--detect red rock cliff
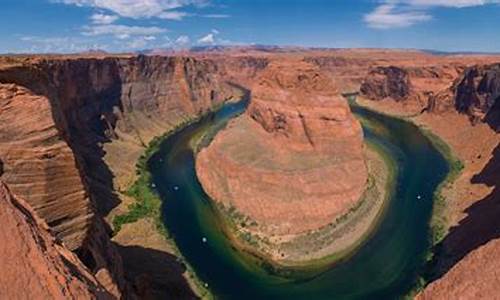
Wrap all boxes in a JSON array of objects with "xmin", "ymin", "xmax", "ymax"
[
  {"xmin": 0, "ymin": 54, "xmax": 267, "ymax": 297},
  {"xmin": 453, "ymin": 63, "xmax": 500, "ymax": 130},
  {"xmin": 0, "ymin": 180, "xmax": 112, "ymax": 299}
]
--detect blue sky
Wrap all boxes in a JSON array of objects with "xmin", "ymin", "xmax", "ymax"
[{"xmin": 1, "ymin": 0, "xmax": 500, "ymax": 53}]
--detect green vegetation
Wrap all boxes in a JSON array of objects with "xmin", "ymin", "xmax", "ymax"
[
  {"xmin": 404, "ymin": 128, "xmax": 464, "ymax": 298},
  {"xmin": 112, "ymin": 103, "xmax": 232, "ymax": 235},
  {"xmin": 112, "ymin": 127, "xmax": 179, "ymax": 234},
  {"xmin": 208, "ymin": 140, "xmax": 396, "ymax": 280},
  {"xmin": 216, "ymin": 202, "xmax": 263, "ymax": 248},
  {"xmin": 112, "ymin": 170, "xmax": 165, "ymax": 234},
  {"xmin": 349, "ymin": 97, "xmax": 464, "ymax": 297},
  {"xmin": 111, "ymin": 99, "xmax": 243, "ymax": 300},
  {"xmin": 421, "ymin": 128, "xmax": 464, "ymax": 246}
]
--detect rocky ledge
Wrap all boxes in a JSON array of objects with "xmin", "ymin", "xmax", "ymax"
[{"xmin": 0, "ymin": 180, "xmax": 111, "ymax": 299}]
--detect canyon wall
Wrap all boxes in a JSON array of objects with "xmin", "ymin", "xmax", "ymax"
[
  {"xmin": 0, "ymin": 55, "xmax": 267, "ymax": 297},
  {"xmin": 454, "ymin": 64, "xmax": 500, "ymax": 130},
  {"xmin": 357, "ymin": 58, "xmax": 500, "ymax": 299},
  {"xmin": 1, "ymin": 49, "xmax": 499, "ymax": 297},
  {"xmin": 360, "ymin": 66, "xmax": 414, "ymax": 101},
  {"xmin": 0, "ymin": 180, "xmax": 111, "ymax": 299},
  {"xmin": 360, "ymin": 64, "xmax": 463, "ymax": 113},
  {"xmin": 360, "ymin": 61, "xmax": 500, "ymax": 130}
]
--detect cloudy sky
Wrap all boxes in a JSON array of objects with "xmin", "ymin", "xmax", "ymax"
[{"xmin": 2, "ymin": 0, "xmax": 500, "ymax": 53}]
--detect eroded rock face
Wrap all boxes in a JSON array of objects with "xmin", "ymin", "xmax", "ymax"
[
  {"xmin": 0, "ymin": 83, "xmax": 92, "ymax": 251},
  {"xmin": 360, "ymin": 66, "xmax": 412, "ymax": 101},
  {"xmin": 454, "ymin": 64, "xmax": 500, "ymax": 130},
  {"xmin": 417, "ymin": 239, "xmax": 500, "ymax": 300},
  {"xmin": 0, "ymin": 82, "xmax": 125, "ymax": 297},
  {"xmin": 196, "ymin": 60, "xmax": 367, "ymax": 238},
  {"xmin": 0, "ymin": 55, "xmax": 265, "ymax": 296},
  {"xmin": 360, "ymin": 64, "xmax": 464, "ymax": 114},
  {"xmin": 0, "ymin": 181, "xmax": 111, "ymax": 299}
]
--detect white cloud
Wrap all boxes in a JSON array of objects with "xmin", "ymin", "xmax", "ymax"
[
  {"xmin": 365, "ymin": 0, "xmax": 500, "ymax": 29},
  {"xmin": 197, "ymin": 33, "xmax": 215, "ymax": 44},
  {"xmin": 52, "ymin": 0, "xmax": 208, "ymax": 19},
  {"xmin": 405, "ymin": 0, "xmax": 499, "ymax": 7},
  {"xmin": 364, "ymin": 4, "xmax": 431, "ymax": 29},
  {"xmin": 202, "ymin": 14, "xmax": 230, "ymax": 18},
  {"xmin": 158, "ymin": 11, "xmax": 190, "ymax": 20},
  {"xmin": 175, "ymin": 35, "xmax": 190, "ymax": 45},
  {"xmin": 82, "ymin": 24, "xmax": 166, "ymax": 39},
  {"xmin": 90, "ymin": 13, "xmax": 118, "ymax": 24},
  {"xmin": 211, "ymin": 28, "xmax": 219, "ymax": 34},
  {"xmin": 19, "ymin": 35, "xmax": 109, "ymax": 53},
  {"xmin": 127, "ymin": 37, "xmax": 149, "ymax": 49}
]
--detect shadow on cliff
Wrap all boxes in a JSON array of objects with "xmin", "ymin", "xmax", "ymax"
[
  {"xmin": 485, "ymin": 97, "xmax": 500, "ymax": 132},
  {"xmin": 116, "ymin": 244, "xmax": 199, "ymax": 300},
  {"xmin": 0, "ymin": 61, "xmax": 124, "ymax": 216},
  {"xmin": 426, "ymin": 142, "xmax": 500, "ymax": 282}
]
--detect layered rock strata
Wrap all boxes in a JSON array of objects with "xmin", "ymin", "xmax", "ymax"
[
  {"xmin": 1, "ymin": 49, "xmax": 500, "ymax": 297},
  {"xmin": 196, "ymin": 60, "xmax": 367, "ymax": 260},
  {"xmin": 360, "ymin": 62, "xmax": 500, "ymax": 130},
  {"xmin": 357, "ymin": 59, "xmax": 500, "ymax": 299},
  {"xmin": 0, "ymin": 55, "xmax": 267, "ymax": 297},
  {"xmin": 360, "ymin": 65, "xmax": 463, "ymax": 114},
  {"xmin": 453, "ymin": 63, "xmax": 500, "ymax": 130},
  {"xmin": 0, "ymin": 180, "xmax": 111, "ymax": 299}
]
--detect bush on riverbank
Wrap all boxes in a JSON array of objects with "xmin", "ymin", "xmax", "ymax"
[{"xmin": 407, "ymin": 128, "xmax": 464, "ymax": 298}]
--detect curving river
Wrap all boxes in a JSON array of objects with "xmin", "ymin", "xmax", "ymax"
[{"xmin": 147, "ymin": 98, "xmax": 449, "ymax": 299}]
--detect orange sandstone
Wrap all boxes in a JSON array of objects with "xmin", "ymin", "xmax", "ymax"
[{"xmin": 196, "ymin": 60, "xmax": 367, "ymax": 241}]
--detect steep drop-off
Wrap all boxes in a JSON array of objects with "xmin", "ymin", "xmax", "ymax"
[
  {"xmin": 360, "ymin": 64, "xmax": 463, "ymax": 114},
  {"xmin": 0, "ymin": 54, "xmax": 267, "ymax": 297},
  {"xmin": 454, "ymin": 63, "xmax": 500, "ymax": 130},
  {"xmin": 0, "ymin": 180, "xmax": 111, "ymax": 299}
]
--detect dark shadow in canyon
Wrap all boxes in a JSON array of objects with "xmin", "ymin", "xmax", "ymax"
[
  {"xmin": 116, "ymin": 244, "xmax": 199, "ymax": 300},
  {"xmin": 0, "ymin": 60, "xmax": 124, "ymax": 216},
  {"xmin": 426, "ymin": 142, "xmax": 500, "ymax": 283},
  {"xmin": 484, "ymin": 98, "xmax": 500, "ymax": 132}
]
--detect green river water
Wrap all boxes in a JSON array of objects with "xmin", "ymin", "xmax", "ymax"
[{"xmin": 147, "ymin": 98, "xmax": 449, "ymax": 299}]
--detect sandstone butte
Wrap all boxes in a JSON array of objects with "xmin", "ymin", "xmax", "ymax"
[
  {"xmin": 196, "ymin": 60, "xmax": 369, "ymax": 261},
  {"xmin": 0, "ymin": 48, "xmax": 499, "ymax": 298}
]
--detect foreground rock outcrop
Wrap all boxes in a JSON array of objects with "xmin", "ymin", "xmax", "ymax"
[
  {"xmin": 0, "ymin": 82, "xmax": 125, "ymax": 296},
  {"xmin": 196, "ymin": 60, "xmax": 367, "ymax": 261},
  {"xmin": 0, "ymin": 181, "xmax": 111, "ymax": 299}
]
